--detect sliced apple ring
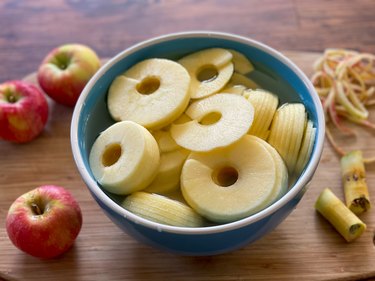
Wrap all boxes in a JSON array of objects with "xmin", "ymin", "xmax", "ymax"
[
  {"xmin": 144, "ymin": 148, "xmax": 190, "ymax": 194},
  {"xmin": 89, "ymin": 121, "xmax": 160, "ymax": 195},
  {"xmin": 170, "ymin": 93, "xmax": 254, "ymax": 152},
  {"xmin": 220, "ymin": 84, "xmax": 246, "ymax": 95},
  {"xmin": 173, "ymin": 113, "xmax": 192, "ymax": 125},
  {"xmin": 252, "ymin": 136, "xmax": 288, "ymax": 203},
  {"xmin": 227, "ymin": 49, "xmax": 254, "ymax": 74},
  {"xmin": 122, "ymin": 192, "xmax": 204, "ymax": 227},
  {"xmin": 294, "ymin": 120, "xmax": 316, "ymax": 176},
  {"xmin": 181, "ymin": 135, "xmax": 277, "ymax": 223},
  {"xmin": 107, "ymin": 58, "xmax": 190, "ymax": 129},
  {"xmin": 268, "ymin": 103, "xmax": 307, "ymax": 175},
  {"xmin": 245, "ymin": 89, "xmax": 279, "ymax": 140},
  {"xmin": 151, "ymin": 129, "xmax": 180, "ymax": 153},
  {"xmin": 229, "ymin": 72, "xmax": 259, "ymax": 90},
  {"xmin": 178, "ymin": 48, "xmax": 234, "ymax": 99}
]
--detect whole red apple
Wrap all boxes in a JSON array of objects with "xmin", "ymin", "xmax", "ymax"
[
  {"xmin": 0, "ymin": 80, "xmax": 48, "ymax": 143},
  {"xmin": 37, "ymin": 43, "xmax": 101, "ymax": 107},
  {"xmin": 6, "ymin": 185, "xmax": 82, "ymax": 259}
]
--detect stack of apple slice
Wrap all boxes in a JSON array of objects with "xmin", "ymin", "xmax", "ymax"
[
  {"xmin": 145, "ymin": 129, "xmax": 190, "ymax": 194},
  {"xmin": 89, "ymin": 47, "xmax": 316, "ymax": 227}
]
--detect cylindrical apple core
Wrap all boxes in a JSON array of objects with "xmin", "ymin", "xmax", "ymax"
[
  {"xmin": 102, "ymin": 143, "xmax": 122, "ymax": 167},
  {"xmin": 137, "ymin": 76, "xmax": 160, "ymax": 95},
  {"xmin": 212, "ymin": 166, "xmax": 239, "ymax": 187},
  {"xmin": 197, "ymin": 65, "xmax": 218, "ymax": 82}
]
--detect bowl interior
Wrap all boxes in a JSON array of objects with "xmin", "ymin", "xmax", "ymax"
[{"xmin": 74, "ymin": 32, "xmax": 323, "ymax": 231}]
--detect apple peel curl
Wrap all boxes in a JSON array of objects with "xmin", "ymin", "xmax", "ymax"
[{"xmin": 311, "ymin": 49, "xmax": 375, "ymax": 163}]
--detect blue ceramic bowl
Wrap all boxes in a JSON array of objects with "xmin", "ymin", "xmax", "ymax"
[{"xmin": 71, "ymin": 31, "xmax": 325, "ymax": 256}]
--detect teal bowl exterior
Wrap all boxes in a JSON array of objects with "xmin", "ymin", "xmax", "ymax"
[{"xmin": 71, "ymin": 31, "xmax": 325, "ymax": 256}]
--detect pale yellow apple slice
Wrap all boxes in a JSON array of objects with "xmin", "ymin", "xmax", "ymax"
[
  {"xmin": 268, "ymin": 103, "xmax": 306, "ymax": 175},
  {"xmin": 151, "ymin": 129, "xmax": 180, "ymax": 153},
  {"xmin": 285, "ymin": 104, "xmax": 307, "ymax": 175},
  {"xmin": 107, "ymin": 58, "xmax": 190, "ymax": 129},
  {"xmin": 144, "ymin": 148, "xmax": 190, "ymax": 194},
  {"xmin": 181, "ymin": 135, "xmax": 277, "ymax": 223},
  {"xmin": 268, "ymin": 103, "xmax": 293, "ymax": 172},
  {"xmin": 229, "ymin": 72, "xmax": 258, "ymax": 90},
  {"xmin": 170, "ymin": 93, "xmax": 254, "ymax": 152},
  {"xmin": 89, "ymin": 121, "xmax": 160, "ymax": 195},
  {"xmin": 173, "ymin": 113, "xmax": 192, "ymax": 125},
  {"xmin": 122, "ymin": 192, "xmax": 204, "ymax": 227},
  {"xmin": 253, "ymin": 136, "xmax": 288, "ymax": 203},
  {"xmin": 294, "ymin": 120, "xmax": 316, "ymax": 176},
  {"xmin": 245, "ymin": 89, "xmax": 279, "ymax": 140},
  {"xmin": 220, "ymin": 84, "xmax": 246, "ymax": 95},
  {"xmin": 178, "ymin": 48, "xmax": 234, "ymax": 99},
  {"xmin": 227, "ymin": 49, "xmax": 255, "ymax": 74}
]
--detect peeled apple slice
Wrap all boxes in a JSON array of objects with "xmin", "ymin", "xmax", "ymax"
[
  {"xmin": 229, "ymin": 72, "xmax": 258, "ymax": 90},
  {"xmin": 181, "ymin": 135, "xmax": 277, "ymax": 223},
  {"xmin": 245, "ymin": 89, "xmax": 279, "ymax": 140},
  {"xmin": 122, "ymin": 192, "xmax": 204, "ymax": 227},
  {"xmin": 170, "ymin": 93, "xmax": 254, "ymax": 152},
  {"xmin": 227, "ymin": 49, "xmax": 254, "ymax": 74},
  {"xmin": 294, "ymin": 120, "xmax": 316, "ymax": 176},
  {"xmin": 221, "ymin": 84, "xmax": 246, "ymax": 95},
  {"xmin": 107, "ymin": 58, "xmax": 190, "ymax": 129},
  {"xmin": 285, "ymin": 104, "xmax": 307, "ymax": 174},
  {"xmin": 178, "ymin": 48, "xmax": 234, "ymax": 99},
  {"xmin": 144, "ymin": 149, "xmax": 190, "ymax": 194},
  {"xmin": 173, "ymin": 113, "xmax": 192, "ymax": 125},
  {"xmin": 89, "ymin": 121, "xmax": 160, "ymax": 195},
  {"xmin": 151, "ymin": 129, "xmax": 180, "ymax": 153},
  {"xmin": 268, "ymin": 103, "xmax": 307, "ymax": 174},
  {"xmin": 253, "ymin": 136, "xmax": 288, "ymax": 203}
]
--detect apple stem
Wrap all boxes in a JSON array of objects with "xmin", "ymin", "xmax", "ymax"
[{"xmin": 31, "ymin": 203, "xmax": 43, "ymax": 215}]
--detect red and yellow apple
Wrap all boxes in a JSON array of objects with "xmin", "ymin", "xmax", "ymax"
[
  {"xmin": 6, "ymin": 185, "xmax": 82, "ymax": 259},
  {"xmin": 0, "ymin": 80, "xmax": 48, "ymax": 143},
  {"xmin": 37, "ymin": 43, "xmax": 101, "ymax": 107}
]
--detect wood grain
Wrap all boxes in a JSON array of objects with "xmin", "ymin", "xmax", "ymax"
[
  {"xmin": 1, "ymin": 1, "xmax": 375, "ymax": 280},
  {"xmin": 0, "ymin": 0, "xmax": 374, "ymax": 82},
  {"xmin": 1, "ymin": 51, "xmax": 375, "ymax": 281}
]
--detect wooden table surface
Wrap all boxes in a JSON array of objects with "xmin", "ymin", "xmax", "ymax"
[{"xmin": 1, "ymin": 1, "xmax": 375, "ymax": 281}]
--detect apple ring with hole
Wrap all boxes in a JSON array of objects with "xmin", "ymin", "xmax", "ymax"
[
  {"xmin": 170, "ymin": 93, "xmax": 254, "ymax": 152},
  {"xmin": 107, "ymin": 58, "xmax": 191, "ymax": 130},
  {"xmin": 122, "ymin": 192, "xmax": 204, "ymax": 227},
  {"xmin": 144, "ymin": 148, "xmax": 190, "ymax": 194},
  {"xmin": 89, "ymin": 121, "xmax": 160, "ymax": 195},
  {"xmin": 178, "ymin": 48, "xmax": 234, "ymax": 99},
  {"xmin": 181, "ymin": 135, "xmax": 277, "ymax": 223}
]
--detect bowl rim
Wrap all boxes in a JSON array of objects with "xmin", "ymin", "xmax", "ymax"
[{"xmin": 71, "ymin": 30, "xmax": 325, "ymax": 235}]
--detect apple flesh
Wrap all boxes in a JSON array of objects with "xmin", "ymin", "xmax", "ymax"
[
  {"xmin": 6, "ymin": 185, "xmax": 82, "ymax": 259},
  {"xmin": 37, "ymin": 43, "xmax": 101, "ymax": 107},
  {"xmin": 0, "ymin": 80, "xmax": 48, "ymax": 143}
]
